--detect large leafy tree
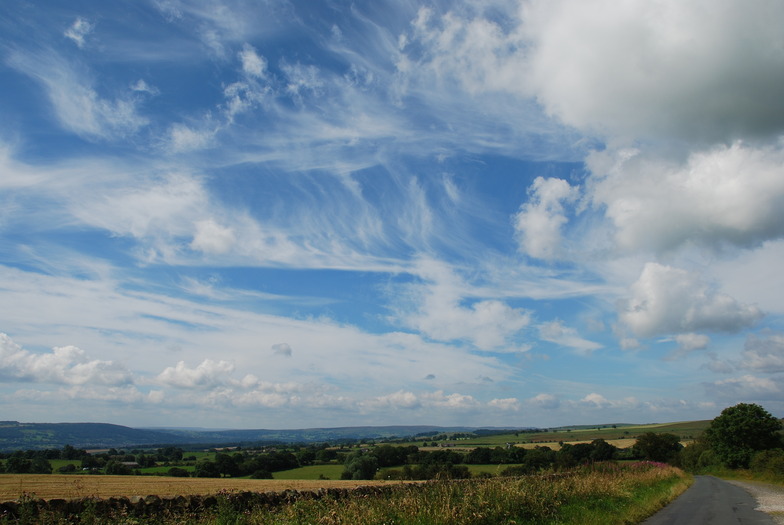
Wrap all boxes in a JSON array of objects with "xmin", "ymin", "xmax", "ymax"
[{"xmin": 705, "ymin": 403, "xmax": 783, "ymax": 468}]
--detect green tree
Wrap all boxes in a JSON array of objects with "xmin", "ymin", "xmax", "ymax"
[
  {"xmin": 633, "ymin": 432, "xmax": 683, "ymax": 463},
  {"xmin": 194, "ymin": 460, "xmax": 221, "ymax": 478},
  {"xmin": 341, "ymin": 452, "xmax": 378, "ymax": 480},
  {"xmin": 104, "ymin": 460, "xmax": 131, "ymax": 475},
  {"xmin": 30, "ymin": 457, "xmax": 52, "ymax": 474},
  {"xmin": 705, "ymin": 403, "xmax": 783, "ymax": 468}
]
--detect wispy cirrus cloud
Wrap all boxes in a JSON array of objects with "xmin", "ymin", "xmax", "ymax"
[
  {"xmin": 6, "ymin": 50, "xmax": 148, "ymax": 141},
  {"xmin": 64, "ymin": 17, "xmax": 94, "ymax": 48}
]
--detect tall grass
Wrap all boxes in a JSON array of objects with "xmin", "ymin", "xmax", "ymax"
[{"xmin": 211, "ymin": 462, "xmax": 690, "ymax": 525}]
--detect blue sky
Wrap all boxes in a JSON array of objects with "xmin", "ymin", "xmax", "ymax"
[{"xmin": 1, "ymin": 0, "xmax": 783, "ymax": 429}]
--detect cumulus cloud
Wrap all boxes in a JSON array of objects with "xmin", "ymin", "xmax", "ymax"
[
  {"xmin": 0, "ymin": 333, "xmax": 132, "ymax": 386},
  {"xmin": 156, "ymin": 359, "xmax": 235, "ymax": 389},
  {"xmin": 529, "ymin": 393, "xmax": 560, "ymax": 409},
  {"xmin": 620, "ymin": 262, "xmax": 763, "ymax": 337},
  {"xmin": 580, "ymin": 392, "xmax": 611, "ymax": 409},
  {"xmin": 587, "ymin": 142, "xmax": 784, "ymax": 254},
  {"xmin": 64, "ymin": 17, "xmax": 94, "ymax": 48},
  {"xmin": 523, "ymin": 0, "xmax": 784, "ymax": 142},
  {"xmin": 578, "ymin": 393, "xmax": 640, "ymax": 410},
  {"xmin": 364, "ymin": 390, "xmax": 422, "ymax": 410},
  {"xmin": 514, "ymin": 177, "xmax": 579, "ymax": 260},
  {"xmin": 421, "ymin": 390, "xmax": 479, "ymax": 409},
  {"xmin": 740, "ymin": 333, "xmax": 784, "ymax": 373},
  {"xmin": 488, "ymin": 397, "xmax": 520, "ymax": 411}
]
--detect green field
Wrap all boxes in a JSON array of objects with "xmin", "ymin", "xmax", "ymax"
[
  {"xmin": 393, "ymin": 420, "xmax": 711, "ymax": 448},
  {"xmin": 272, "ymin": 464, "xmax": 345, "ymax": 480}
]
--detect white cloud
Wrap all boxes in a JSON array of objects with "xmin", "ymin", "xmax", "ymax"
[
  {"xmin": 587, "ymin": 142, "xmax": 784, "ymax": 254},
  {"xmin": 578, "ymin": 392, "xmax": 640, "ymax": 410},
  {"xmin": 73, "ymin": 172, "xmax": 207, "ymax": 245},
  {"xmin": 130, "ymin": 79, "xmax": 159, "ymax": 95},
  {"xmin": 620, "ymin": 262, "xmax": 763, "ymax": 337},
  {"xmin": 675, "ymin": 333, "xmax": 710, "ymax": 352},
  {"xmin": 399, "ymin": 260, "xmax": 531, "ymax": 350},
  {"xmin": 282, "ymin": 62, "xmax": 324, "ymax": 99},
  {"xmin": 488, "ymin": 397, "xmax": 520, "ymax": 411},
  {"xmin": 529, "ymin": 393, "xmax": 560, "ymax": 409},
  {"xmin": 580, "ymin": 392, "xmax": 611, "ymax": 409},
  {"xmin": 156, "ymin": 359, "xmax": 235, "ymax": 389},
  {"xmin": 741, "ymin": 333, "xmax": 784, "ymax": 373},
  {"xmin": 705, "ymin": 374, "xmax": 781, "ymax": 400},
  {"xmin": 6, "ymin": 50, "xmax": 148, "ymax": 140},
  {"xmin": 190, "ymin": 219, "xmax": 236, "ymax": 254},
  {"xmin": 405, "ymin": 6, "xmax": 528, "ymax": 97},
  {"xmin": 167, "ymin": 123, "xmax": 215, "ymax": 152},
  {"xmin": 514, "ymin": 177, "xmax": 578, "ymax": 260},
  {"xmin": 64, "ymin": 17, "xmax": 94, "ymax": 48},
  {"xmin": 523, "ymin": 0, "xmax": 784, "ymax": 142},
  {"xmin": 0, "ymin": 333, "xmax": 132, "ymax": 386},
  {"xmin": 421, "ymin": 390, "xmax": 479, "ymax": 409},
  {"xmin": 538, "ymin": 319, "xmax": 601, "ymax": 354},
  {"xmin": 239, "ymin": 43, "xmax": 266, "ymax": 78},
  {"xmin": 364, "ymin": 390, "xmax": 421, "ymax": 410}
]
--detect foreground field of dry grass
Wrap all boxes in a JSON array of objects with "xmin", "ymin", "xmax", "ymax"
[{"xmin": 0, "ymin": 474, "xmax": 402, "ymax": 502}]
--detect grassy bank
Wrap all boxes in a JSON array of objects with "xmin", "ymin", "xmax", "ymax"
[{"xmin": 213, "ymin": 462, "xmax": 691, "ymax": 525}]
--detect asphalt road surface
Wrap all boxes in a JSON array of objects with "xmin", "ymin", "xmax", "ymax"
[{"xmin": 641, "ymin": 475, "xmax": 775, "ymax": 524}]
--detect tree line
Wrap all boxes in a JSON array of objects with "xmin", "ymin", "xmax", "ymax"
[{"xmin": 2, "ymin": 403, "xmax": 781, "ymax": 481}]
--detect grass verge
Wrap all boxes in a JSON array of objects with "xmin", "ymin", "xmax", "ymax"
[{"xmin": 211, "ymin": 462, "xmax": 691, "ymax": 525}]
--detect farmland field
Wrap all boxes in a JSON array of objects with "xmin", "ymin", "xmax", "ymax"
[
  {"xmin": 0, "ymin": 474, "xmax": 406, "ymax": 501},
  {"xmin": 396, "ymin": 420, "xmax": 709, "ymax": 449},
  {"xmin": 271, "ymin": 464, "xmax": 345, "ymax": 480}
]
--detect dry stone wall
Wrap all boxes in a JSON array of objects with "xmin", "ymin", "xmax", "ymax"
[{"xmin": 0, "ymin": 484, "xmax": 395, "ymax": 521}]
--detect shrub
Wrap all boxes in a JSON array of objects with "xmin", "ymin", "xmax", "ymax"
[{"xmin": 750, "ymin": 449, "xmax": 784, "ymax": 477}]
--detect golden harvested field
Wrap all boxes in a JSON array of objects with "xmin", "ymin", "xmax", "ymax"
[{"xmin": 0, "ymin": 475, "xmax": 405, "ymax": 502}]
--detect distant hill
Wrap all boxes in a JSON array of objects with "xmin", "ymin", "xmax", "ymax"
[
  {"xmin": 0, "ymin": 422, "xmax": 183, "ymax": 451},
  {"xmin": 0, "ymin": 421, "xmax": 524, "ymax": 451}
]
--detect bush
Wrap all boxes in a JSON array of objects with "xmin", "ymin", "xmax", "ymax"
[
  {"xmin": 750, "ymin": 449, "xmax": 784, "ymax": 477},
  {"xmin": 167, "ymin": 467, "xmax": 190, "ymax": 477},
  {"xmin": 250, "ymin": 469, "xmax": 273, "ymax": 479}
]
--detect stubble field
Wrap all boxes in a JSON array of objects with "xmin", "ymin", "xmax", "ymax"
[{"xmin": 0, "ymin": 474, "xmax": 402, "ymax": 502}]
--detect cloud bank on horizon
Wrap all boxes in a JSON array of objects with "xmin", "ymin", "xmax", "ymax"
[{"xmin": 1, "ymin": 0, "xmax": 783, "ymax": 429}]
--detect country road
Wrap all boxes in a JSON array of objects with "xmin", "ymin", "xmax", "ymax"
[{"xmin": 642, "ymin": 475, "xmax": 784, "ymax": 525}]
